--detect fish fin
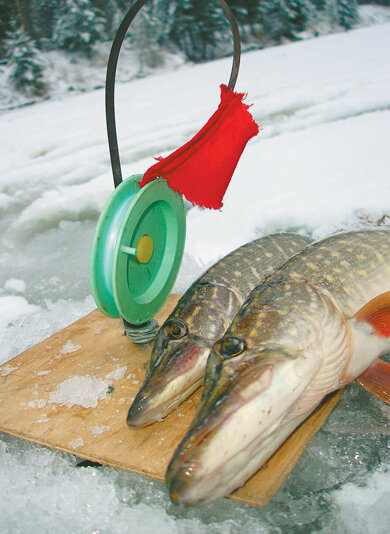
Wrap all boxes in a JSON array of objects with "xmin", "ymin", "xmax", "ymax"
[
  {"xmin": 355, "ymin": 292, "xmax": 390, "ymax": 337},
  {"xmin": 355, "ymin": 359, "xmax": 390, "ymax": 404}
]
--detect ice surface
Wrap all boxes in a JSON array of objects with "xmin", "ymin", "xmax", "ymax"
[
  {"xmin": 1, "ymin": 22, "xmax": 390, "ymax": 534},
  {"xmin": 0, "ymin": 295, "xmax": 40, "ymax": 331},
  {"xmin": 3, "ymin": 278, "xmax": 26, "ymax": 293},
  {"xmin": 331, "ymin": 467, "xmax": 390, "ymax": 534}
]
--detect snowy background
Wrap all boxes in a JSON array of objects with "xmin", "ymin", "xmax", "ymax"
[{"xmin": 1, "ymin": 6, "xmax": 390, "ymax": 534}]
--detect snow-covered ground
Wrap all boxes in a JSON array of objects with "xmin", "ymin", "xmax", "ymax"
[{"xmin": 1, "ymin": 22, "xmax": 390, "ymax": 533}]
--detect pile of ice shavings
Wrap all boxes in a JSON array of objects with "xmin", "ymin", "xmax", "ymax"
[
  {"xmin": 49, "ymin": 376, "xmax": 112, "ymax": 409},
  {"xmin": 1, "ymin": 21, "xmax": 390, "ymax": 534}
]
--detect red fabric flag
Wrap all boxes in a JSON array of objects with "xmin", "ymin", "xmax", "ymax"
[{"xmin": 138, "ymin": 84, "xmax": 259, "ymax": 209}]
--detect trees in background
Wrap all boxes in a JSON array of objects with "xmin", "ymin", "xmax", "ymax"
[
  {"xmin": 6, "ymin": 27, "xmax": 47, "ymax": 97},
  {"xmin": 168, "ymin": 0, "xmax": 226, "ymax": 60},
  {"xmin": 52, "ymin": 0, "xmax": 107, "ymax": 55},
  {"xmin": 0, "ymin": 0, "xmax": 373, "ymax": 98},
  {"xmin": 330, "ymin": 0, "xmax": 359, "ymax": 29}
]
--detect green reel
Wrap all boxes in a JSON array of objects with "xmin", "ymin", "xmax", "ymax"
[
  {"xmin": 89, "ymin": 0, "xmax": 240, "ymax": 333},
  {"xmin": 90, "ymin": 175, "xmax": 185, "ymax": 325}
]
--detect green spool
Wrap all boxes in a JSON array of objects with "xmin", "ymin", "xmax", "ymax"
[{"xmin": 90, "ymin": 175, "xmax": 186, "ymax": 324}]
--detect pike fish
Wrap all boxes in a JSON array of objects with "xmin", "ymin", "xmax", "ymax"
[
  {"xmin": 127, "ymin": 233, "xmax": 313, "ymax": 426},
  {"xmin": 166, "ymin": 229, "xmax": 390, "ymax": 506}
]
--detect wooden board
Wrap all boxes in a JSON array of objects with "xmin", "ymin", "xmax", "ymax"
[{"xmin": 0, "ymin": 294, "xmax": 344, "ymax": 507}]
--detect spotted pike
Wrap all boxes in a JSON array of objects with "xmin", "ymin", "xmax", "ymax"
[
  {"xmin": 127, "ymin": 233, "xmax": 312, "ymax": 426},
  {"xmin": 167, "ymin": 229, "xmax": 390, "ymax": 506}
]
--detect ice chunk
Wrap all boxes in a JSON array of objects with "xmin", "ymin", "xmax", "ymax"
[
  {"xmin": 4, "ymin": 279, "xmax": 26, "ymax": 293},
  {"xmin": 36, "ymin": 370, "xmax": 51, "ymax": 376},
  {"xmin": 57, "ymin": 340, "xmax": 81, "ymax": 356},
  {"xmin": 69, "ymin": 438, "xmax": 84, "ymax": 450},
  {"xmin": 0, "ymin": 296, "xmax": 40, "ymax": 330},
  {"xmin": 27, "ymin": 399, "xmax": 47, "ymax": 409},
  {"xmin": 0, "ymin": 364, "xmax": 18, "ymax": 377},
  {"xmin": 333, "ymin": 467, "xmax": 390, "ymax": 534},
  {"xmin": 105, "ymin": 366, "xmax": 127, "ymax": 381},
  {"xmin": 49, "ymin": 376, "xmax": 112, "ymax": 409},
  {"xmin": 32, "ymin": 415, "xmax": 51, "ymax": 424},
  {"xmin": 89, "ymin": 426, "xmax": 110, "ymax": 436}
]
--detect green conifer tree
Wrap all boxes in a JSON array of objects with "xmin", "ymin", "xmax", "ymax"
[
  {"xmin": 333, "ymin": 0, "xmax": 359, "ymax": 29},
  {"xmin": 52, "ymin": 0, "xmax": 107, "ymax": 56},
  {"xmin": 0, "ymin": 1, "xmax": 16, "ymax": 49},
  {"xmin": 258, "ymin": 0, "xmax": 313, "ymax": 43},
  {"xmin": 7, "ymin": 27, "xmax": 47, "ymax": 97},
  {"xmin": 169, "ymin": 0, "xmax": 226, "ymax": 61}
]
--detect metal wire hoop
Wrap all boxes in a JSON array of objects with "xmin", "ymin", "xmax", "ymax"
[{"xmin": 106, "ymin": 0, "xmax": 241, "ymax": 188}]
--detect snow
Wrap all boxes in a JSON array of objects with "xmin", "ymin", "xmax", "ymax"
[
  {"xmin": 105, "ymin": 365, "xmax": 127, "ymax": 381},
  {"xmin": 28, "ymin": 399, "xmax": 47, "ymax": 409},
  {"xmin": 0, "ymin": 365, "xmax": 18, "ymax": 377},
  {"xmin": 68, "ymin": 437, "xmax": 85, "ymax": 450},
  {"xmin": 333, "ymin": 467, "xmax": 390, "ymax": 534},
  {"xmin": 0, "ymin": 40, "xmax": 185, "ymax": 113},
  {"xmin": 57, "ymin": 340, "xmax": 82, "ymax": 356},
  {"xmin": 49, "ymin": 376, "xmax": 112, "ymax": 409},
  {"xmin": 0, "ymin": 295, "xmax": 40, "ymax": 331},
  {"xmin": 3, "ymin": 279, "xmax": 26, "ymax": 293},
  {"xmin": 1, "ymin": 21, "xmax": 390, "ymax": 533},
  {"xmin": 89, "ymin": 425, "xmax": 110, "ymax": 436}
]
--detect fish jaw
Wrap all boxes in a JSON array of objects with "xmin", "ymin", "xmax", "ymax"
[
  {"xmin": 127, "ymin": 339, "xmax": 210, "ymax": 427},
  {"xmin": 166, "ymin": 349, "xmax": 320, "ymax": 506},
  {"xmin": 127, "ymin": 282, "xmax": 242, "ymax": 427}
]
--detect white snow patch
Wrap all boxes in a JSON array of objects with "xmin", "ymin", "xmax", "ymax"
[
  {"xmin": 0, "ymin": 192, "xmax": 13, "ymax": 210},
  {"xmin": 49, "ymin": 376, "xmax": 112, "ymax": 409},
  {"xmin": 4, "ymin": 279, "xmax": 26, "ymax": 293},
  {"xmin": 55, "ymin": 340, "xmax": 81, "ymax": 359},
  {"xmin": 0, "ymin": 296, "xmax": 40, "ymax": 330},
  {"xmin": 68, "ymin": 438, "xmax": 84, "ymax": 450},
  {"xmin": 0, "ymin": 364, "xmax": 18, "ymax": 376},
  {"xmin": 333, "ymin": 468, "xmax": 390, "ymax": 534},
  {"xmin": 32, "ymin": 415, "xmax": 51, "ymax": 424},
  {"xmin": 28, "ymin": 399, "xmax": 47, "ymax": 409},
  {"xmin": 105, "ymin": 366, "xmax": 127, "ymax": 381},
  {"xmin": 89, "ymin": 425, "xmax": 110, "ymax": 436},
  {"xmin": 36, "ymin": 370, "xmax": 51, "ymax": 376}
]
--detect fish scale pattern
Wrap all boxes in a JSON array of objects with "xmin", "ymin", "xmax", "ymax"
[
  {"xmin": 201, "ymin": 233, "xmax": 312, "ymax": 299},
  {"xmin": 270, "ymin": 230, "xmax": 390, "ymax": 316}
]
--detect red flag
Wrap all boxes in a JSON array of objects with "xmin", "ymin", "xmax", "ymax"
[{"xmin": 138, "ymin": 84, "xmax": 259, "ymax": 209}]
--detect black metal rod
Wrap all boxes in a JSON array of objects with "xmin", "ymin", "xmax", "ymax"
[{"xmin": 106, "ymin": 0, "xmax": 241, "ymax": 189}]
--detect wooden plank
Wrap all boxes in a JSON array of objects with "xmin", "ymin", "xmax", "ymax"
[{"xmin": 0, "ymin": 294, "xmax": 344, "ymax": 506}]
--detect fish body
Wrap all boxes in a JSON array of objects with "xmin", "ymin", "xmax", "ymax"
[
  {"xmin": 167, "ymin": 230, "xmax": 390, "ymax": 506},
  {"xmin": 127, "ymin": 233, "xmax": 313, "ymax": 426}
]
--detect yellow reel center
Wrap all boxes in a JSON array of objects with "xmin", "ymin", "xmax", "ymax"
[{"xmin": 136, "ymin": 234, "xmax": 154, "ymax": 264}]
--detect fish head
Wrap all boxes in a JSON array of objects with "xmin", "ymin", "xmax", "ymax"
[
  {"xmin": 166, "ymin": 333, "xmax": 319, "ymax": 506},
  {"xmin": 127, "ymin": 281, "xmax": 241, "ymax": 427}
]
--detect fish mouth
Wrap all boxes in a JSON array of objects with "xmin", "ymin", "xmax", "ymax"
[
  {"xmin": 166, "ymin": 410, "xmax": 306, "ymax": 507},
  {"xmin": 166, "ymin": 351, "xmax": 318, "ymax": 506},
  {"xmin": 166, "ymin": 365, "xmax": 275, "ymax": 506},
  {"xmin": 127, "ymin": 377, "xmax": 203, "ymax": 427},
  {"xmin": 127, "ymin": 341, "xmax": 207, "ymax": 427}
]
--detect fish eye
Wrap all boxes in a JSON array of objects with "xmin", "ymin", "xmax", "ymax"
[
  {"xmin": 164, "ymin": 320, "xmax": 187, "ymax": 340},
  {"xmin": 218, "ymin": 337, "xmax": 246, "ymax": 358}
]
